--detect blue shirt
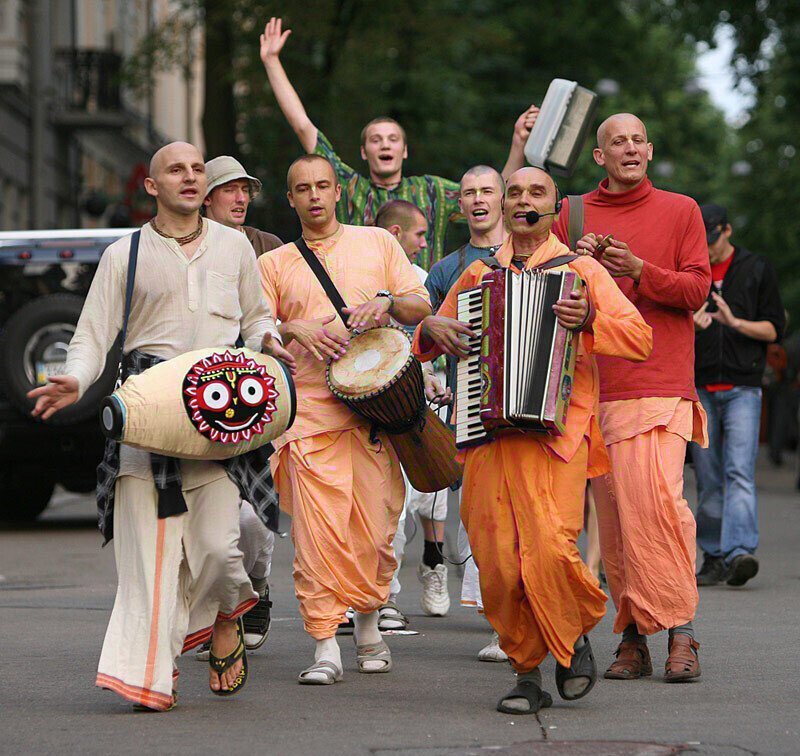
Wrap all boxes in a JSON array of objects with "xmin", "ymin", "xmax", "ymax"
[{"xmin": 425, "ymin": 242, "xmax": 501, "ymax": 424}]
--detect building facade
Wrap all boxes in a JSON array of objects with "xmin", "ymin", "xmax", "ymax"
[{"xmin": 0, "ymin": 0, "xmax": 204, "ymax": 231}]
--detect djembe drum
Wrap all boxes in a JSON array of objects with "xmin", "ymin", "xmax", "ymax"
[
  {"xmin": 100, "ymin": 347, "xmax": 296, "ymax": 460},
  {"xmin": 326, "ymin": 326, "xmax": 461, "ymax": 493}
]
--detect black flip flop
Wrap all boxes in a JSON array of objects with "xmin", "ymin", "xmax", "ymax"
[
  {"xmin": 555, "ymin": 634, "xmax": 597, "ymax": 701},
  {"xmin": 209, "ymin": 618, "xmax": 248, "ymax": 697},
  {"xmin": 496, "ymin": 680, "xmax": 554, "ymax": 715}
]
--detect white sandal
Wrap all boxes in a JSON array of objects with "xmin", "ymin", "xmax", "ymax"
[
  {"xmin": 378, "ymin": 601, "xmax": 409, "ymax": 631},
  {"xmin": 297, "ymin": 660, "xmax": 343, "ymax": 685},
  {"xmin": 355, "ymin": 640, "xmax": 392, "ymax": 673}
]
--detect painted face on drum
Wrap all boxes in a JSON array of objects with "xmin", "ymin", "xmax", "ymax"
[{"xmin": 183, "ymin": 351, "xmax": 280, "ymax": 443}]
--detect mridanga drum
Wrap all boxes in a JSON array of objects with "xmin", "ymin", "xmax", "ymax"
[
  {"xmin": 326, "ymin": 326, "xmax": 461, "ymax": 493},
  {"xmin": 100, "ymin": 347, "xmax": 296, "ymax": 460}
]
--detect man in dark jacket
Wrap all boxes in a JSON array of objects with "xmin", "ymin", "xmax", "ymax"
[{"xmin": 692, "ymin": 204, "xmax": 785, "ymax": 587}]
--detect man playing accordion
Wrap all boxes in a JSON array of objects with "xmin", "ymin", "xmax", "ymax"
[{"xmin": 413, "ymin": 166, "xmax": 653, "ymax": 714}]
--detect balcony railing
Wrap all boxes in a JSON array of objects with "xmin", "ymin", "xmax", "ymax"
[{"xmin": 53, "ymin": 48, "xmax": 125, "ymax": 128}]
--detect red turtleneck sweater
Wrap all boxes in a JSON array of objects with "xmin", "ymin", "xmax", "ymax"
[{"xmin": 553, "ymin": 178, "xmax": 710, "ymax": 402}]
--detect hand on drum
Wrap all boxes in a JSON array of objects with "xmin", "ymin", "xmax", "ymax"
[
  {"xmin": 420, "ymin": 315, "xmax": 476, "ymax": 359},
  {"xmin": 424, "ymin": 371, "xmax": 452, "ymax": 406},
  {"xmin": 553, "ymin": 290, "xmax": 590, "ymax": 331},
  {"xmin": 284, "ymin": 314, "xmax": 349, "ymax": 362},
  {"xmin": 27, "ymin": 374, "xmax": 79, "ymax": 420},
  {"xmin": 261, "ymin": 332, "xmax": 298, "ymax": 374},
  {"xmin": 342, "ymin": 297, "xmax": 392, "ymax": 331}
]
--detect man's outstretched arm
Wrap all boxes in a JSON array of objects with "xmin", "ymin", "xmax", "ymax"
[
  {"xmin": 501, "ymin": 104, "xmax": 539, "ymax": 179},
  {"xmin": 260, "ymin": 17, "xmax": 318, "ymax": 154}
]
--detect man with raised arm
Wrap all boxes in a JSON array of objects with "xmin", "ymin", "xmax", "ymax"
[
  {"xmin": 258, "ymin": 155, "xmax": 431, "ymax": 685},
  {"xmin": 259, "ymin": 16, "xmax": 538, "ymax": 267},
  {"xmin": 414, "ymin": 166, "xmax": 652, "ymax": 715},
  {"xmin": 553, "ymin": 113, "xmax": 711, "ymax": 684},
  {"xmin": 28, "ymin": 142, "xmax": 293, "ymax": 711}
]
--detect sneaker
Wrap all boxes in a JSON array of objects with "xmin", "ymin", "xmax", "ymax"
[
  {"xmin": 195, "ymin": 641, "xmax": 211, "ymax": 661},
  {"xmin": 418, "ymin": 563, "xmax": 450, "ymax": 616},
  {"xmin": 696, "ymin": 555, "xmax": 726, "ymax": 587},
  {"xmin": 243, "ymin": 585, "xmax": 272, "ymax": 650},
  {"xmin": 725, "ymin": 554, "xmax": 759, "ymax": 587},
  {"xmin": 478, "ymin": 631, "xmax": 508, "ymax": 662}
]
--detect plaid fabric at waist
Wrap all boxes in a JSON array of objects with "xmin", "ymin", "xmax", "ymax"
[{"xmin": 96, "ymin": 349, "xmax": 280, "ymax": 544}]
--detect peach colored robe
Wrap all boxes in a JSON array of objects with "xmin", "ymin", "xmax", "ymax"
[
  {"xmin": 413, "ymin": 233, "xmax": 653, "ymax": 670},
  {"xmin": 592, "ymin": 397, "xmax": 708, "ymax": 635},
  {"xmin": 258, "ymin": 224, "xmax": 430, "ymax": 638}
]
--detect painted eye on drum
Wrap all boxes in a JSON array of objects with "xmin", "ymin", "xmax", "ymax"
[
  {"xmin": 238, "ymin": 375, "xmax": 267, "ymax": 406},
  {"xmin": 198, "ymin": 380, "xmax": 232, "ymax": 411}
]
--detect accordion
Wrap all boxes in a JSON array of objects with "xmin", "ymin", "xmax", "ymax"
[
  {"xmin": 524, "ymin": 78, "xmax": 598, "ymax": 178},
  {"xmin": 455, "ymin": 267, "xmax": 581, "ymax": 449}
]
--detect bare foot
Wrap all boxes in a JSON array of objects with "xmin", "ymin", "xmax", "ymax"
[{"xmin": 208, "ymin": 619, "xmax": 243, "ymax": 692}]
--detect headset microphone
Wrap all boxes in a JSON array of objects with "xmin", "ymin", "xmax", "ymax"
[{"xmin": 524, "ymin": 210, "xmax": 558, "ymax": 225}]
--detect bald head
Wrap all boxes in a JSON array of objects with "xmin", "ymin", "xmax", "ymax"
[
  {"xmin": 374, "ymin": 199, "xmax": 425, "ymax": 231},
  {"xmin": 505, "ymin": 166, "xmax": 556, "ymax": 196},
  {"xmin": 287, "ymin": 154, "xmax": 337, "ymax": 192},
  {"xmin": 596, "ymin": 113, "xmax": 647, "ymax": 149},
  {"xmin": 149, "ymin": 141, "xmax": 203, "ymax": 178}
]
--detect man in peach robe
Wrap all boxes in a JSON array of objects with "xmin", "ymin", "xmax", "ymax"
[
  {"xmin": 413, "ymin": 167, "xmax": 653, "ymax": 714},
  {"xmin": 553, "ymin": 114, "xmax": 711, "ymax": 683},
  {"xmin": 258, "ymin": 155, "xmax": 431, "ymax": 684}
]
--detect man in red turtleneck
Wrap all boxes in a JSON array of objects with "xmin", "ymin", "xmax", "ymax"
[{"xmin": 553, "ymin": 113, "xmax": 711, "ymax": 684}]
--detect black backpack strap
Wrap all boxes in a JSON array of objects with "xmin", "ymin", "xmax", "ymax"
[
  {"xmin": 295, "ymin": 236, "xmax": 350, "ymax": 326},
  {"xmin": 116, "ymin": 230, "xmax": 141, "ymax": 385},
  {"xmin": 533, "ymin": 253, "xmax": 579, "ymax": 271},
  {"xmin": 566, "ymin": 195, "xmax": 584, "ymax": 251},
  {"xmin": 456, "ymin": 244, "xmax": 468, "ymax": 275}
]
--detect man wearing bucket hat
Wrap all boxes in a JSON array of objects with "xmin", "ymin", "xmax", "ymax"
[
  {"xmin": 192, "ymin": 156, "xmax": 284, "ymax": 660},
  {"xmin": 204, "ymin": 155, "xmax": 283, "ymax": 256},
  {"xmin": 691, "ymin": 203, "xmax": 785, "ymax": 588}
]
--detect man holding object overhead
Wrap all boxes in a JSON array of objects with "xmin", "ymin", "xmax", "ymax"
[
  {"xmin": 258, "ymin": 155, "xmax": 431, "ymax": 684},
  {"xmin": 553, "ymin": 113, "xmax": 711, "ymax": 683},
  {"xmin": 414, "ymin": 166, "xmax": 652, "ymax": 714}
]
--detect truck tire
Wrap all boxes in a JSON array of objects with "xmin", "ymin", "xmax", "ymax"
[
  {"xmin": 0, "ymin": 294, "xmax": 118, "ymax": 426},
  {"xmin": 59, "ymin": 471, "xmax": 97, "ymax": 494},
  {"xmin": 0, "ymin": 467, "xmax": 56, "ymax": 521}
]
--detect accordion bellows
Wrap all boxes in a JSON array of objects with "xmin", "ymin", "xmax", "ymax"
[{"xmin": 100, "ymin": 347, "xmax": 296, "ymax": 460}]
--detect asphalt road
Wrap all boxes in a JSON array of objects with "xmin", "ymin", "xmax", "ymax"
[{"xmin": 1, "ymin": 453, "xmax": 798, "ymax": 755}]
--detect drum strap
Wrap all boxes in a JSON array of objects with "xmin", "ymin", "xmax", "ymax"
[
  {"xmin": 295, "ymin": 236, "xmax": 350, "ymax": 326},
  {"xmin": 114, "ymin": 230, "xmax": 141, "ymax": 387}
]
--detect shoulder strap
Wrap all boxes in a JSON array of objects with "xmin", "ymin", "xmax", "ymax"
[
  {"xmin": 295, "ymin": 236, "xmax": 349, "ymax": 326},
  {"xmin": 456, "ymin": 244, "xmax": 468, "ymax": 276},
  {"xmin": 120, "ymin": 230, "xmax": 140, "ymax": 354},
  {"xmin": 566, "ymin": 195, "xmax": 584, "ymax": 251},
  {"xmin": 532, "ymin": 253, "xmax": 579, "ymax": 271},
  {"xmin": 480, "ymin": 256, "xmax": 504, "ymax": 270}
]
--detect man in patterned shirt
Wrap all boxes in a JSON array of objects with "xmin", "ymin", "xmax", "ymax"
[{"xmin": 259, "ymin": 16, "xmax": 539, "ymax": 268}]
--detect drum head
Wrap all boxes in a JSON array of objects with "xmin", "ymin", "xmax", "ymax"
[{"xmin": 328, "ymin": 327, "xmax": 412, "ymax": 398}]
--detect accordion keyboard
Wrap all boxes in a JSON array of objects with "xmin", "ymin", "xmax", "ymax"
[{"xmin": 456, "ymin": 287, "xmax": 487, "ymax": 448}]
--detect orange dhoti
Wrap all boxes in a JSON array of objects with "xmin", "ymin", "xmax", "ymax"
[
  {"xmin": 592, "ymin": 398, "xmax": 707, "ymax": 635},
  {"xmin": 461, "ymin": 435, "xmax": 607, "ymax": 671},
  {"xmin": 274, "ymin": 425, "xmax": 405, "ymax": 639}
]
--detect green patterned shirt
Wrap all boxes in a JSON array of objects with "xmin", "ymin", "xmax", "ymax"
[{"xmin": 314, "ymin": 130, "xmax": 463, "ymax": 268}]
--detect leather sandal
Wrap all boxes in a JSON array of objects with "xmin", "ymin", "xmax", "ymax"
[
  {"xmin": 604, "ymin": 640, "xmax": 653, "ymax": 680},
  {"xmin": 664, "ymin": 634, "xmax": 701, "ymax": 683}
]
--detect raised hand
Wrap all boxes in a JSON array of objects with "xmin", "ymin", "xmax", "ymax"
[
  {"xmin": 420, "ymin": 315, "xmax": 476, "ymax": 359},
  {"xmin": 261, "ymin": 332, "xmax": 297, "ymax": 374},
  {"xmin": 513, "ymin": 104, "xmax": 541, "ymax": 145},
  {"xmin": 260, "ymin": 17, "xmax": 292, "ymax": 65},
  {"xmin": 27, "ymin": 375, "xmax": 80, "ymax": 421},
  {"xmin": 283, "ymin": 314, "xmax": 349, "ymax": 362}
]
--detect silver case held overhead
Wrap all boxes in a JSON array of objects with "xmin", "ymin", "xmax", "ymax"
[{"xmin": 524, "ymin": 78, "xmax": 599, "ymax": 178}]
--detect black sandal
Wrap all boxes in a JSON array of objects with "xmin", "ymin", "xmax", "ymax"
[
  {"xmin": 209, "ymin": 617, "xmax": 248, "ymax": 697},
  {"xmin": 555, "ymin": 634, "xmax": 597, "ymax": 701},
  {"xmin": 496, "ymin": 680, "xmax": 553, "ymax": 715}
]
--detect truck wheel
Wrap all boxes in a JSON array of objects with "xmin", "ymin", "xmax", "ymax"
[
  {"xmin": 59, "ymin": 471, "xmax": 97, "ymax": 494},
  {"xmin": 0, "ymin": 294, "xmax": 118, "ymax": 426},
  {"xmin": 0, "ymin": 468, "xmax": 55, "ymax": 521}
]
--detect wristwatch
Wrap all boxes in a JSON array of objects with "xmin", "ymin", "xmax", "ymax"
[{"xmin": 376, "ymin": 290, "xmax": 395, "ymax": 313}]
